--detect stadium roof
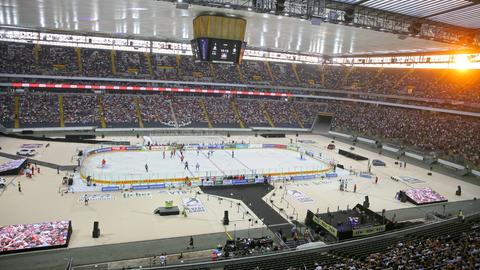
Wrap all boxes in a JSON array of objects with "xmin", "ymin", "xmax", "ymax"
[
  {"xmin": 336, "ymin": 0, "xmax": 480, "ymax": 29},
  {"xmin": 0, "ymin": 0, "xmax": 473, "ymax": 56}
]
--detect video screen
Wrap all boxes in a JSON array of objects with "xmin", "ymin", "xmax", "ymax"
[
  {"xmin": 210, "ymin": 39, "xmax": 242, "ymax": 63},
  {"xmin": 0, "ymin": 158, "xmax": 26, "ymax": 173},
  {"xmin": 191, "ymin": 38, "xmax": 246, "ymax": 64},
  {"xmin": 0, "ymin": 220, "xmax": 72, "ymax": 254},
  {"xmin": 404, "ymin": 187, "xmax": 447, "ymax": 205}
]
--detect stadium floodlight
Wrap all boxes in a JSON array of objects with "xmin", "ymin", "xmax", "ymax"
[{"xmin": 176, "ymin": 0, "xmax": 189, "ymax": 9}]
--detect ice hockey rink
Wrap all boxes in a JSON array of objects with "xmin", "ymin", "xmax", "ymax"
[{"xmin": 80, "ymin": 147, "xmax": 331, "ymax": 182}]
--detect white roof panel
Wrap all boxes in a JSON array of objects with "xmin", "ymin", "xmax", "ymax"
[
  {"xmin": 360, "ymin": 0, "xmax": 473, "ymax": 18},
  {"xmin": 0, "ymin": 0, "xmax": 466, "ymax": 55},
  {"xmin": 430, "ymin": 4, "xmax": 480, "ymax": 29}
]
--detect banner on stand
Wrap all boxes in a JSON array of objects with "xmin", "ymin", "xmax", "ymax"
[
  {"xmin": 182, "ymin": 198, "xmax": 206, "ymax": 213},
  {"xmin": 287, "ymin": 189, "xmax": 313, "ymax": 203}
]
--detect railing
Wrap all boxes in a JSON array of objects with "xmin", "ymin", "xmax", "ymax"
[
  {"xmin": 72, "ymin": 207, "xmax": 480, "ymax": 270},
  {"xmin": 80, "ymin": 165, "xmax": 329, "ymax": 185}
]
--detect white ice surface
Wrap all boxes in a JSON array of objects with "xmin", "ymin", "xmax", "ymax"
[{"xmin": 81, "ymin": 148, "xmax": 330, "ymax": 181}]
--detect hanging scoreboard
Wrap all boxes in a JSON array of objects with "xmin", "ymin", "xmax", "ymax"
[{"xmin": 191, "ymin": 14, "xmax": 247, "ymax": 64}]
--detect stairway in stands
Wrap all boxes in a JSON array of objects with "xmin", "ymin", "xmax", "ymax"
[
  {"xmin": 262, "ymin": 104, "xmax": 275, "ymax": 128},
  {"xmin": 393, "ymin": 68, "xmax": 414, "ymax": 89},
  {"xmin": 364, "ymin": 67, "xmax": 384, "ymax": 88},
  {"xmin": 134, "ymin": 97, "xmax": 144, "ymax": 128},
  {"xmin": 231, "ymin": 99, "xmax": 245, "ymax": 128},
  {"xmin": 236, "ymin": 64, "xmax": 245, "ymax": 83},
  {"xmin": 33, "ymin": 44, "xmax": 40, "ymax": 70},
  {"xmin": 291, "ymin": 63, "xmax": 301, "ymax": 84},
  {"xmin": 144, "ymin": 52, "xmax": 153, "ymax": 76},
  {"xmin": 199, "ymin": 99, "xmax": 213, "ymax": 128},
  {"xmin": 98, "ymin": 95, "xmax": 107, "ymax": 128},
  {"xmin": 110, "ymin": 50, "xmax": 116, "ymax": 75},
  {"xmin": 75, "ymin": 48, "xmax": 83, "ymax": 74},
  {"xmin": 292, "ymin": 107, "xmax": 305, "ymax": 128},
  {"xmin": 319, "ymin": 66, "xmax": 325, "ymax": 88},
  {"xmin": 168, "ymin": 101, "xmax": 179, "ymax": 128},
  {"xmin": 58, "ymin": 95, "xmax": 65, "ymax": 127},
  {"xmin": 265, "ymin": 61, "xmax": 275, "ymax": 85},
  {"xmin": 209, "ymin": 63, "xmax": 217, "ymax": 81},
  {"xmin": 338, "ymin": 66, "xmax": 354, "ymax": 88},
  {"xmin": 14, "ymin": 95, "xmax": 20, "ymax": 128},
  {"xmin": 175, "ymin": 55, "xmax": 181, "ymax": 77},
  {"xmin": 284, "ymin": 238, "xmax": 307, "ymax": 249}
]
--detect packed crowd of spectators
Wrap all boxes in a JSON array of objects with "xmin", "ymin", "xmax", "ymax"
[
  {"xmin": 296, "ymin": 64, "xmax": 322, "ymax": 87},
  {"xmin": 263, "ymin": 100, "xmax": 298, "ymax": 128},
  {"xmin": 0, "ymin": 93, "xmax": 15, "ymax": 127},
  {"xmin": 213, "ymin": 64, "xmax": 244, "ymax": 84},
  {"xmin": 115, "ymin": 51, "xmax": 149, "ymax": 77},
  {"xmin": 1, "ymin": 41, "xmax": 479, "ymax": 102},
  {"xmin": 171, "ymin": 96, "xmax": 208, "ymax": 127},
  {"xmin": 152, "ymin": 54, "xmax": 179, "ymax": 81},
  {"xmin": 179, "ymin": 56, "xmax": 213, "ymax": 82},
  {"xmin": 240, "ymin": 61, "xmax": 271, "ymax": 85},
  {"xmin": 82, "ymin": 48, "xmax": 112, "ymax": 77},
  {"xmin": 329, "ymin": 102, "xmax": 480, "ymax": 167},
  {"xmin": 63, "ymin": 94, "xmax": 99, "ymax": 126},
  {"xmin": 294, "ymin": 102, "xmax": 327, "ymax": 127},
  {"xmin": 203, "ymin": 96, "xmax": 239, "ymax": 127},
  {"xmin": 319, "ymin": 228, "xmax": 480, "ymax": 270},
  {"xmin": 344, "ymin": 67, "xmax": 378, "ymax": 89},
  {"xmin": 19, "ymin": 93, "xmax": 59, "ymax": 127},
  {"xmin": 102, "ymin": 94, "xmax": 138, "ymax": 127},
  {"xmin": 0, "ymin": 43, "xmax": 35, "ymax": 74},
  {"xmin": 1, "ymin": 88, "xmax": 478, "ymax": 167},
  {"xmin": 38, "ymin": 46, "xmax": 78, "ymax": 75},
  {"xmin": 323, "ymin": 66, "xmax": 344, "ymax": 89},
  {"xmin": 138, "ymin": 94, "xmax": 175, "ymax": 127},
  {"xmin": 270, "ymin": 62, "xmax": 298, "ymax": 87},
  {"xmin": 236, "ymin": 98, "xmax": 269, "ymax": 127}
]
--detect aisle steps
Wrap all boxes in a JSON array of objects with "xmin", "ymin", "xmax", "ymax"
[
  {"xmin": 230, "ymin": 99, "xmax": 245, "ymax": 128},
  {"xmin": 14, "ymin": 95, "xmax": 20, "ymax": 128},
  {"xmin": 59, "ymin": 95, "xmax": 65, "ymax": 128},
  {"xmin": 98, "ymin": 95, "xmax": 106, "ymax": 128},
  {"xmin": 134, "ymin": 97, "xmax": 144, "ymax": 128},
  {"xmin": 199, "ymin": 99, "xmax": 213, "ymax": 128}
]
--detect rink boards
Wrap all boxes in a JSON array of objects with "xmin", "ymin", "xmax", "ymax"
[{"xmin": 79, "ymin": 143, "xmax": 332, "ymax": 186}]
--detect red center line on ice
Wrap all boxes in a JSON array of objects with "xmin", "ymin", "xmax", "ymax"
[
  {"xmin": 222, "ymin": 149, "xmax": 252, "ymax": 171},
  {"xmin": 201, "ymin": 151, "xmax": 226, "ymax": 175}
]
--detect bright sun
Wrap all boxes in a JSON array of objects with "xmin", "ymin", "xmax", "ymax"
[{"xmin": 453, "ymin": 55, "xmax": 471, "ymax": 70}]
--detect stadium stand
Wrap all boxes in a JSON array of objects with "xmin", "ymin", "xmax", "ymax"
[
  {"xmin": 225, "ymin": 218, "xmax": 480, "ymax": 270},
  {"xmin": 102, "ymin": 94, "xmax": 138, "ymax": 128},
  {"xmin": 138, "ymin": 94, "xmax": 175, "ymax": 127},
  {"xmin": 18, "ymin": 92, "xmax": 59, "ymax": 128},
  {"xmin": 1, "ymin": 42, "xmax": 480, "ymax": 102},
  {"xmin": 2, "ymin": 89, "xmax": 478, "ymax": 167},
  {"xmin": 329, "ymin": 102, "xmax": 480, "ymax": 167},
  {"xmin": 63, "ymin": 94, "xmax": 99, "ymax": 127}
]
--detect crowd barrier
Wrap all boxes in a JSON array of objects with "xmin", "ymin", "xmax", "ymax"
[
  {"xmin": 382, "ymin": 145, "xmax": 400, "ymax": 153},
  {"xmin": 437, "ymin": 159, "xmax": 466, "ymax": 170},
  {"xmin": 405, "ymin": 151, "xmax": 424, "ymax": 161},
  {"xmin": 357, "ymin": 137, "xmax": 376, "ymax": 145}
]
